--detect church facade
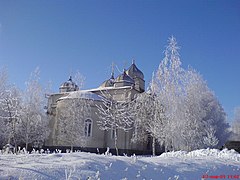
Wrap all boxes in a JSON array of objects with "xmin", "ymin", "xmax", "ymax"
[{"xmin": 45, "ymin": 62, "xmax": 151, "ymax": 154}]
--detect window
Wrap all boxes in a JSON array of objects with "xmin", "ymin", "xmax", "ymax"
[{"xmin": 84, "ymin": 119, "xmax": 92, "ymax": 137}]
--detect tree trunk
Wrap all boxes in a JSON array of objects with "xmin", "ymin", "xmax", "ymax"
[
  {"xmin": 25, "ymin": 132, "xmax": 29, "ymax": 151},
  {"xmin": 171, "ymin": 138, "xmax": 174, "ymax": 151},
  {"xmin": 25, "ymin": 142, "xmax": 29, "ymax": 151},
  {"xmin": 114, "ymin": 129, "xmax": 119, "ymax": 156},
  {"xmin": 152, "ymin": 137, "xmax": 156, "ymax": 156},
  {"xmin": 12, "ymin": 120, "xmax": 17, "ymax": 154},
  {"xmin": 7, "ymin": 136, "xmax": 11, "ymax": 145},
  {"xmin": 71, "ymin": 144, "xmax": 73, "ymax": 152},
  {"xmin": 165, "ymin": 143, "xmax": 169, "ymax": 152}
]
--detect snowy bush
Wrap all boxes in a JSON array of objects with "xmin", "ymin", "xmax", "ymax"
[{"xmin": 160, "ymin": 148, "xmax": 240, "ymax": 162}]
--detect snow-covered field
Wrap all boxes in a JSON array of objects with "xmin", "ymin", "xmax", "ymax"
[{"xmin": 0, "ymin": 149, "xmax": 239, "ymax": 180}]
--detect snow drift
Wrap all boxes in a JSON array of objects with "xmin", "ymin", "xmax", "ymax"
[{"xmin": 0, "ymin": 148, "xmax": 239, "ymax": 179}]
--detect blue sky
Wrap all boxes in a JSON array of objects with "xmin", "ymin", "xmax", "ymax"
[{"xmin": 0, "ymin": 0, "xmax": 239, "ymax": 121}]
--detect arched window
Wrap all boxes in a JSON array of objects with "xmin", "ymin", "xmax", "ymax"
[{"xmin": 84, "ymin": 119, "xmax": 92, "ymax": 137}]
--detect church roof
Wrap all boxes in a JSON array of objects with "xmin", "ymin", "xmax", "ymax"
[
  {"xmin": 126, "ymin": 61, "xmax": 144, "ymax": 79},
  {"xmin": 115, "ymin": 70, "xmax": 134, "ymax": 84},
  {"xmin": 58, "ymin": 90, "xmax": 103, "ymax": 101},
  {"xmin": 98, "ymin": 61, "xmax": 144, "ymax": 89},
  {"xmin": 99, "ymin": 74, "xmax": 115, "ymax": 88},
  {"xmin": 60, "ymin": 76, "xmax": 79, "ymax": 92}
]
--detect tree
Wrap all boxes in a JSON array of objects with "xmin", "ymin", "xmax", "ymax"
[
  {"xmin": 96, "ymin": 90, "xmax": 134, "ymax": 155},
  {"xmin": 73, "ymin": 70, "xmax": 85, "ymax": 89},
  {"xmin": 0, "ymin": 68, "xmax": 9, "ymax": 146},
  {"xmin": 200, "ymin": 90, "xmax": 230, "ymax": 147},
  {"xmin": 0, "ymin": 85, "xmax": 22, "ymax": 150},
  {"xmin": 132, "ymin": 75, "xmax": 166, "ymax": 156},
  {"xmin": 0, "ymin": 68, "xmax": 23, "ymax": 150},
  {"xmin": 154, "ymin": 36, "xmax": 186, "ymax": 151},
  {"xmin": 231, "ymin": 107, "xmax": 240, "ymax": 140},
  {"xmin": 132, "ymin": 92, "xmax": 165, "ymax": 156},
  {"xmin": 153, "ymin": 36, "xmax": 229, "ymax": 151},
  {"xmin": 18, "ymin": 68, "xmax": 49, "ymax": 150},
  {"xmin": 55, "ymin": 71, "xmax": 88, "ymax": 152},
  {"xmin": 203, "ymin": 127, "xmax": 219, "ymax": 148},
  {"xmin": 56, "ymin": 93, "xmax": 91, "ymax": 151},
  {"xmin": 180, "ymin": 69, "xmax": 222, "ymax": 150}
]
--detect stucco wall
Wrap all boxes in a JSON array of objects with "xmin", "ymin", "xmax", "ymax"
[{"xmin": 45, "ymin": 87, "xmax": 148, "ymax": 152}]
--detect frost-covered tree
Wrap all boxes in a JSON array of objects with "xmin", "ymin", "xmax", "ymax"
[
  {"xmin": 180, "ymin": 69, "xmax": 207, "ymax": 150},
  {"xmin": 201, "ymin": 91, "xmax": 229, "ymax": 147},
  {"xmin": 132, "ymin": 76, "xmax": 166, "ymax": 155},
  {"xmin": 96, "ymin": 90, "xmax": 134, "ymax": 155},
  {"xmin": 154, "ymin": 36, "xmax": 186, "ymax": 151},
  {"xmin": 0, "ymin": 68, "xmax": 9, "ymax": 146},
  {"xmin": 153, "ymin": 36, "xmax": 229, "ymax": 151},
  {"xmin": 0, "ymin": 85, "xmax": 22, "ymax": 150},
  {"xmin": 180, "ymin": 69, "xmax": 226, "ymax": 150},
  {"xmin": 0, "ymin": 68, "xmax": 23, "ymax": 150},
  {"xmin": 57, "ymin": 96, "xmax": 91, "ymax": 151},
  {"xmin": 56, "ymin": 72, "xmax": 88, "ymax": 152},
  {"xmin": 231, "ymin": 107, "xmax": 240, "ymax": 140},
  {"xmin": 203, "ymin": 127, "xmax": 219, "ymax": 147},
  {"xmin": 18, "ymin": 68, "xmax": 49, "ymax": 150},
  {"xmin": 73, "ymin": 70, "xmax": 85, "ymax": 89}
]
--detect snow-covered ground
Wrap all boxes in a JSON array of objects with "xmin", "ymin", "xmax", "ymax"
[{"xmin": 0, "ymin": 148, "xmax": 239, "ymax": 180}]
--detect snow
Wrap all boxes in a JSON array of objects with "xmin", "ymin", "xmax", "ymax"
[
  {"xmin": 0, "ymin": 148, "xmax": 239, "ymax": 179},
  {"xmin": 89, "ymin": 85, "xmax": 132, "ymax": 92},
  {"xmin": 57, "ymin": 85, "xmax": 134, "ymax": 102},
  {"xmin": 58, "ymin": 90, "xmax": 103, "ymax": 101}
]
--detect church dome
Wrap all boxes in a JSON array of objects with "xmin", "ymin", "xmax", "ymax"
[
  {"xmin": 59, "ymin": 76, "xmax": 79, "ymax": 93},
  {"xmin": 126, "ymin": 61, "xmax": 144, "ymax": 79},
  {"xmin": 100, "ymin": 75, "xmax": 115, "ymax": 88},
  {"xmin": 116, "ymin": 70, "xmax": 134, "ymax": 84}
]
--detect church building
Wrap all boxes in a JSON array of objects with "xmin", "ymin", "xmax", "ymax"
[{"xmin": 45, "ymin": 61, "xmax": 150, "ymax": 154}]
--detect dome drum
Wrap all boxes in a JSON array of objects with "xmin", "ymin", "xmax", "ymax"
[{"xmin": 59, "ymin": 76, "xmax": 79, "ymax": 93}]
